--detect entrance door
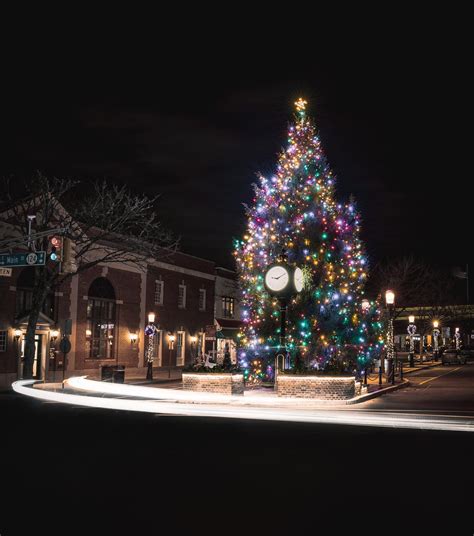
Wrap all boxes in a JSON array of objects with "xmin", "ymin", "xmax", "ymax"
[{"xmin": 21, "ymin": 334, "xmax": 44, "ymax": 379}]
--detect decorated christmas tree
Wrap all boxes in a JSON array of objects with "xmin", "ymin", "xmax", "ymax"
[{"xmin": 234, "ymin": 99, "xmax": 383, "ymax": 382}]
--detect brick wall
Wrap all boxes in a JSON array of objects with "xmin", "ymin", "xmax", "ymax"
[
  {"xmin": 182, "ymin": 373, "xmax": 244, "ymax": 395},
  {"xmin": 276, "ymin": 375, "xmax": 356, "ymax": 400}
]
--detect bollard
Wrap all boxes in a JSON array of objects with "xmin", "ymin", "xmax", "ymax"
[
  {"xmin": 400, "ymin": 360, "xmax": 403, "ymax": 381},
  {"xmin": 364, "ymin": 368, "xmax": 368, "ymax": 386},
  {"xmin": 378, "ymin": 365, "xmax": 382, "ymax": 386}
]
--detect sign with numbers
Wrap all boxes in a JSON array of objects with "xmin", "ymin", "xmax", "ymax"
[
  {"xmin": 0, "ymin": 267, "xmax": 12, "ymax": 277},
  {"xmin": 0, "ymin": 251, "xmax": 46, "ymax": 267}
]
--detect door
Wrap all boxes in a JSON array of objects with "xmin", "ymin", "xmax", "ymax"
[{"xmin": 21, "ymin": 334, "xmax": 44, "ymax": 379}]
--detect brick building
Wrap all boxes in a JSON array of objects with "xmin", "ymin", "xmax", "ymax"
[{"xmin": 0, "ymin": 242, "xmax": 216, "ymax": 387}]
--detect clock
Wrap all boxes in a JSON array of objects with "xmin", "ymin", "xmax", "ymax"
[
  {"xmin": 264, "ymin": 264, "xmax": 290, "ymax": 294},
  {"xmin": 294, "ymin": 267, "xmax": 304, "ymax": 292}
]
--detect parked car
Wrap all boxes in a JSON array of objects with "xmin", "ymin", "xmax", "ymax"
[
  {"xmin": 460, "ymin": 345, "xmax": 474, "ymax": 361},
  {"xmin": 441, "ymin": 349, "xmax": 467, "ymax": 365}
]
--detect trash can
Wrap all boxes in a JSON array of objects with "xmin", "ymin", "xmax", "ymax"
[
  {"xmin": 101, "ymin": 365, "xmax": 125, "ymax": 383},
  {"xmin": 101, "ymin": 365, "xmax": 114, "ymax": 382},
  {"xmin": 113, "ymin": 365, "xmax": 125, "ymax": 384}
]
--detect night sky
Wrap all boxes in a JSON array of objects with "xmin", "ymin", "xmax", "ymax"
[{"xmin": 1, "ymin": 31, "xmax": 471, "ymax": 273}]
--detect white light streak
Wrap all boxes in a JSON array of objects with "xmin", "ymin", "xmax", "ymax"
[{"xmin": 12, "ymin": 380, "xmax": 474, "ymax": 433}]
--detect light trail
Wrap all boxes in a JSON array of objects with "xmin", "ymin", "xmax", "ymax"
[
  {"xmin": 12, "ymin": 380, "xmax": 474, "ymax": 433},
  {"xmin": 64, "ymin": 376, "xmax": 354, "ymax": 406}
]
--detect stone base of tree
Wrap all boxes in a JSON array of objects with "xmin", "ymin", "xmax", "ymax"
[
  {"xmin": 182, "ymin": 373, "xmax": 244, "ymax": 395},
  {"xmin": 276, "ymin": 374, "xmax": 356, "ymax": 400}
]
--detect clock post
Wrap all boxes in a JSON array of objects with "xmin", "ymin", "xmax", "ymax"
[{"xmin": 263, "ymin": 256, "xmax": 303, "ymax": 383}]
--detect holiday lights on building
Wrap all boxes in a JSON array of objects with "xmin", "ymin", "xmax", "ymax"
[{"xmin": 234, "ymin": 100, "xmax": 383, "ymax": 381}]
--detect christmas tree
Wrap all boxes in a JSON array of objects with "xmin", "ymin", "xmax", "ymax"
[{"xmin": 234, "ymin": 99, "xmax": 383, "ymax": 382}]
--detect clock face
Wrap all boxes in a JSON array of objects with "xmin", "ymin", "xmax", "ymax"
[
  {"xmin": 265, "ymin": 265, "xmax": 290, "ymax": 293},
  {"xmin": 294, "ymin": 267, "xmax": 304, "ymax": 292}
]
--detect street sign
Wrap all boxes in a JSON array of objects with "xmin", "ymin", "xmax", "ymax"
[
  {"xmin": 0, "ymin": 267, "xmax": 12, "ymax": 277},
  {"xmin": 0, "ymin": 251, "xmax": 46, "ymax": 267},
  {"xmin": 59, "ymin": 337, "xmax": 71, "ymax": 354}
]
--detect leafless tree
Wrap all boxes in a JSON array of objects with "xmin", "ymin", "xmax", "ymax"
[{"xmin": 0, "ymin": 173, "xmax": 177, "ymax": 379}]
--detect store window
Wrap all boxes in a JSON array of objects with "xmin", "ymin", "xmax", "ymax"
[
  {"xmin": 87, "ymin": 278, "xmax": 116, "ymax": 359},
  {"xmin": 222, "ymin": 296, "xmax": 235, "ymax": 318}
]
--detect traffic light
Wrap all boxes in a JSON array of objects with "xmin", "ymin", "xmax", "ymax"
[
  {"xmin": 49, "ymin": 236, "xmax": 62, "ymax": 262},
  {"xmin": 61, "ymin": 237, "xmax": 77, "ymax": 273}
]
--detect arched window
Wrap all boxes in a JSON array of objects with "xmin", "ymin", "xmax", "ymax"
[
  {"xmin": 86, "ymin": 277, "xmax": 116, "ymax": 359},
  {"xmin": 15, "ymin": 267, "xmax": 55, "ymax": 319}
]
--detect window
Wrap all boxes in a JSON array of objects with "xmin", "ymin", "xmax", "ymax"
[
  {"xmin": 178, "ymin": 283, "xmax": 186, "ymax": 309},
  {"xmin": 199, "ymin": 288, "xmax": 206, "ymax": 311},
  {"xmin": 153, "ymin": 330, "xmax": 163, "ymax": 366},
  {"xmin": 0, "ymin": 331, "xmax": 7, "ymax": 352},
  {"xmin": 176, "ymin": 330, "xmax": 185, "ymax": 366},
  {"xmin": 15, "ymin": 267, "xmax": 55, "ymax": 318},
  {"xmin": 222, "ymin": 297, "xmax": 235, "ymax": 318},
  {"xmin": 87, "ymin": 278, "xmax": 116, "ymax": 359},
  {"xmin": 154, "ymin": 279, "xmax": 164, "ymax": 305}
]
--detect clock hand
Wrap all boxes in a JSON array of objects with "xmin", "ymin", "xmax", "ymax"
[{"xmin": 272, "ymin": 274, "xmax": 285, "ymax": 279}]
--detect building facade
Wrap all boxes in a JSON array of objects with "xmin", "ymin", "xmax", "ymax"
[{"xmin": 0, "ymin": 250, "xmax": 217, "ymax": 387}]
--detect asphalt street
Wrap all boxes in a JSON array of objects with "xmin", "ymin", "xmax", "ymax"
[
  {"xmin": 1, "ymin": 370, "xmax": 474, "ymax": 535},
  {"xmin": 359, "ymin": 363, "xmax": 474, "ymax": 415}
]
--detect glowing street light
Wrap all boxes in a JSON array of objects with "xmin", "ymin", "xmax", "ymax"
[
  {"xmin": 432, "ymin": 320, "xmax": 440, "ymax": 361},
  {"xmin": 407, "ymin": 315, "xmax": 416, "ymax": 368},
  {"xmin": 385, "ymin": 290, "xmax": 396, "ymax": 384}
]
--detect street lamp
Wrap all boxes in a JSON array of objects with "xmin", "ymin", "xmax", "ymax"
[
  {"xmin": 168, "ymin": 333, "xmax": 175, "ymax": 379},
  {"xmin": 407, "ymin": 315, "xmax": 416, "ymax": 368},
  {"xmin": 145, "ymin": 312, "xmax": 156, "ymax": 380},
  {"xmin": 432, "ymin": 320, "xmax": 440, "ymax": 361},
  {"xmin": 385, "ymin": 290, "xmax": 396, "ymax": 384}
]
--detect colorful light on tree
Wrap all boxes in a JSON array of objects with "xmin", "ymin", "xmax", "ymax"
[{"xmin": 234, "ymin": 99, "xmax": 383, "ymax": 381}]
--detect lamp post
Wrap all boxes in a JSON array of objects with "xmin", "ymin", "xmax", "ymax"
[
  {"xmin": 168, "ymin": 333, "xmax": 175, "ymax": 379},
  {"xmin": 432, "ymin": 320, "xmax": 440, "ymax": 361},
  {"xmin": 454, "ymin": 327, "xmax": 461, "ymax": 353},
  {"xmin": 407, "ymin": 315, "xmax": 416, "ymax": 368},
  {"xmin": 145, "ymin": 312, "xmax": 156, "ymax": 380},
  {"xmin": 385, "ymin": 290, "xmax": 395, "ymax": 384}
]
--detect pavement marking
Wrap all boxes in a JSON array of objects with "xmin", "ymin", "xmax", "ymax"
[{"xmin": 418, "ymin": 367, "xmax": 461, "ymax": 386}]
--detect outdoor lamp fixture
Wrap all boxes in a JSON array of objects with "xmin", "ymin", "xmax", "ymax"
[
  {"xmin": 148, "ymin": 312, "xmax": 156, "ymax": 324},
  {"xmin": 50, "ymin": 329, "xmax": 59, "ymax": 341},
  {"xmin": 86, "ymin": 329, "xmax": 92, "ymax": 337},
  {"xmin": 407, "ymin": 315, "xmax": 416, "ymax": 368},
  {"xmin": 384, "ymin": 290, "xmax": 396, "ymax": 384},
  {"xmin": 14, "ymin": 328, "xmax": 22, "ymax": 339},
  {"xmin": 190, "ymin": 335, "xmax": 197, "ymax": 343},
  {"xmin": 190, "ymin": 335, "xmax": 198, "ymax": 363},
  {"xmin": 432, "ymin": 320, "xmax": 440, "ymax": 361},
  {"xmin": 385, "ymin": 290, "xmax": 395, "ymax": 306},
  {"xmin": 130, "ymin": 332, "xmax": 138, "ymax": 345}
]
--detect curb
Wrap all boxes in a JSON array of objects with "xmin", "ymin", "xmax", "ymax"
[
  {"xmin": 346, "ymin": 380, "xmax": 410, "ymax": 404},
  {"xmin": 402, "ymin": 362, "xmax": 440, "ymax": 375}
]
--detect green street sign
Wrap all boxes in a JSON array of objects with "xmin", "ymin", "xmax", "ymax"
[{"xmin": 0, "ymin": 251, "xmax": 46, "ymax": 267}]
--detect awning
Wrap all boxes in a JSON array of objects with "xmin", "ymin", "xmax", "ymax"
[{"xmin": 216, "ymin": 328, "xmax": 239, "ymax": 341}]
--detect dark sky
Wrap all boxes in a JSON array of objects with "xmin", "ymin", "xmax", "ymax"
[{"xmin": 1, "ymin": 26, "xmax": 472, "ymax": 272}]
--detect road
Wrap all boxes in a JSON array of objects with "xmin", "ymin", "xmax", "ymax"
[
  {"xmin": 2, "ymin": 365, "xmax": 474, "ymax": 534},
  {"xmin": 359, "ymin": 362, "xmax": 474, "ymax": 414}
]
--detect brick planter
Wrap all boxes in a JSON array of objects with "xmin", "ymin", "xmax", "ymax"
[
  {"xmin": 276, "ymin": 374, "xmax": 356, "ymax": 400},
  {"xmin": 182, "ymin": 373, "xmax": 244, "ymax": 395}
]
